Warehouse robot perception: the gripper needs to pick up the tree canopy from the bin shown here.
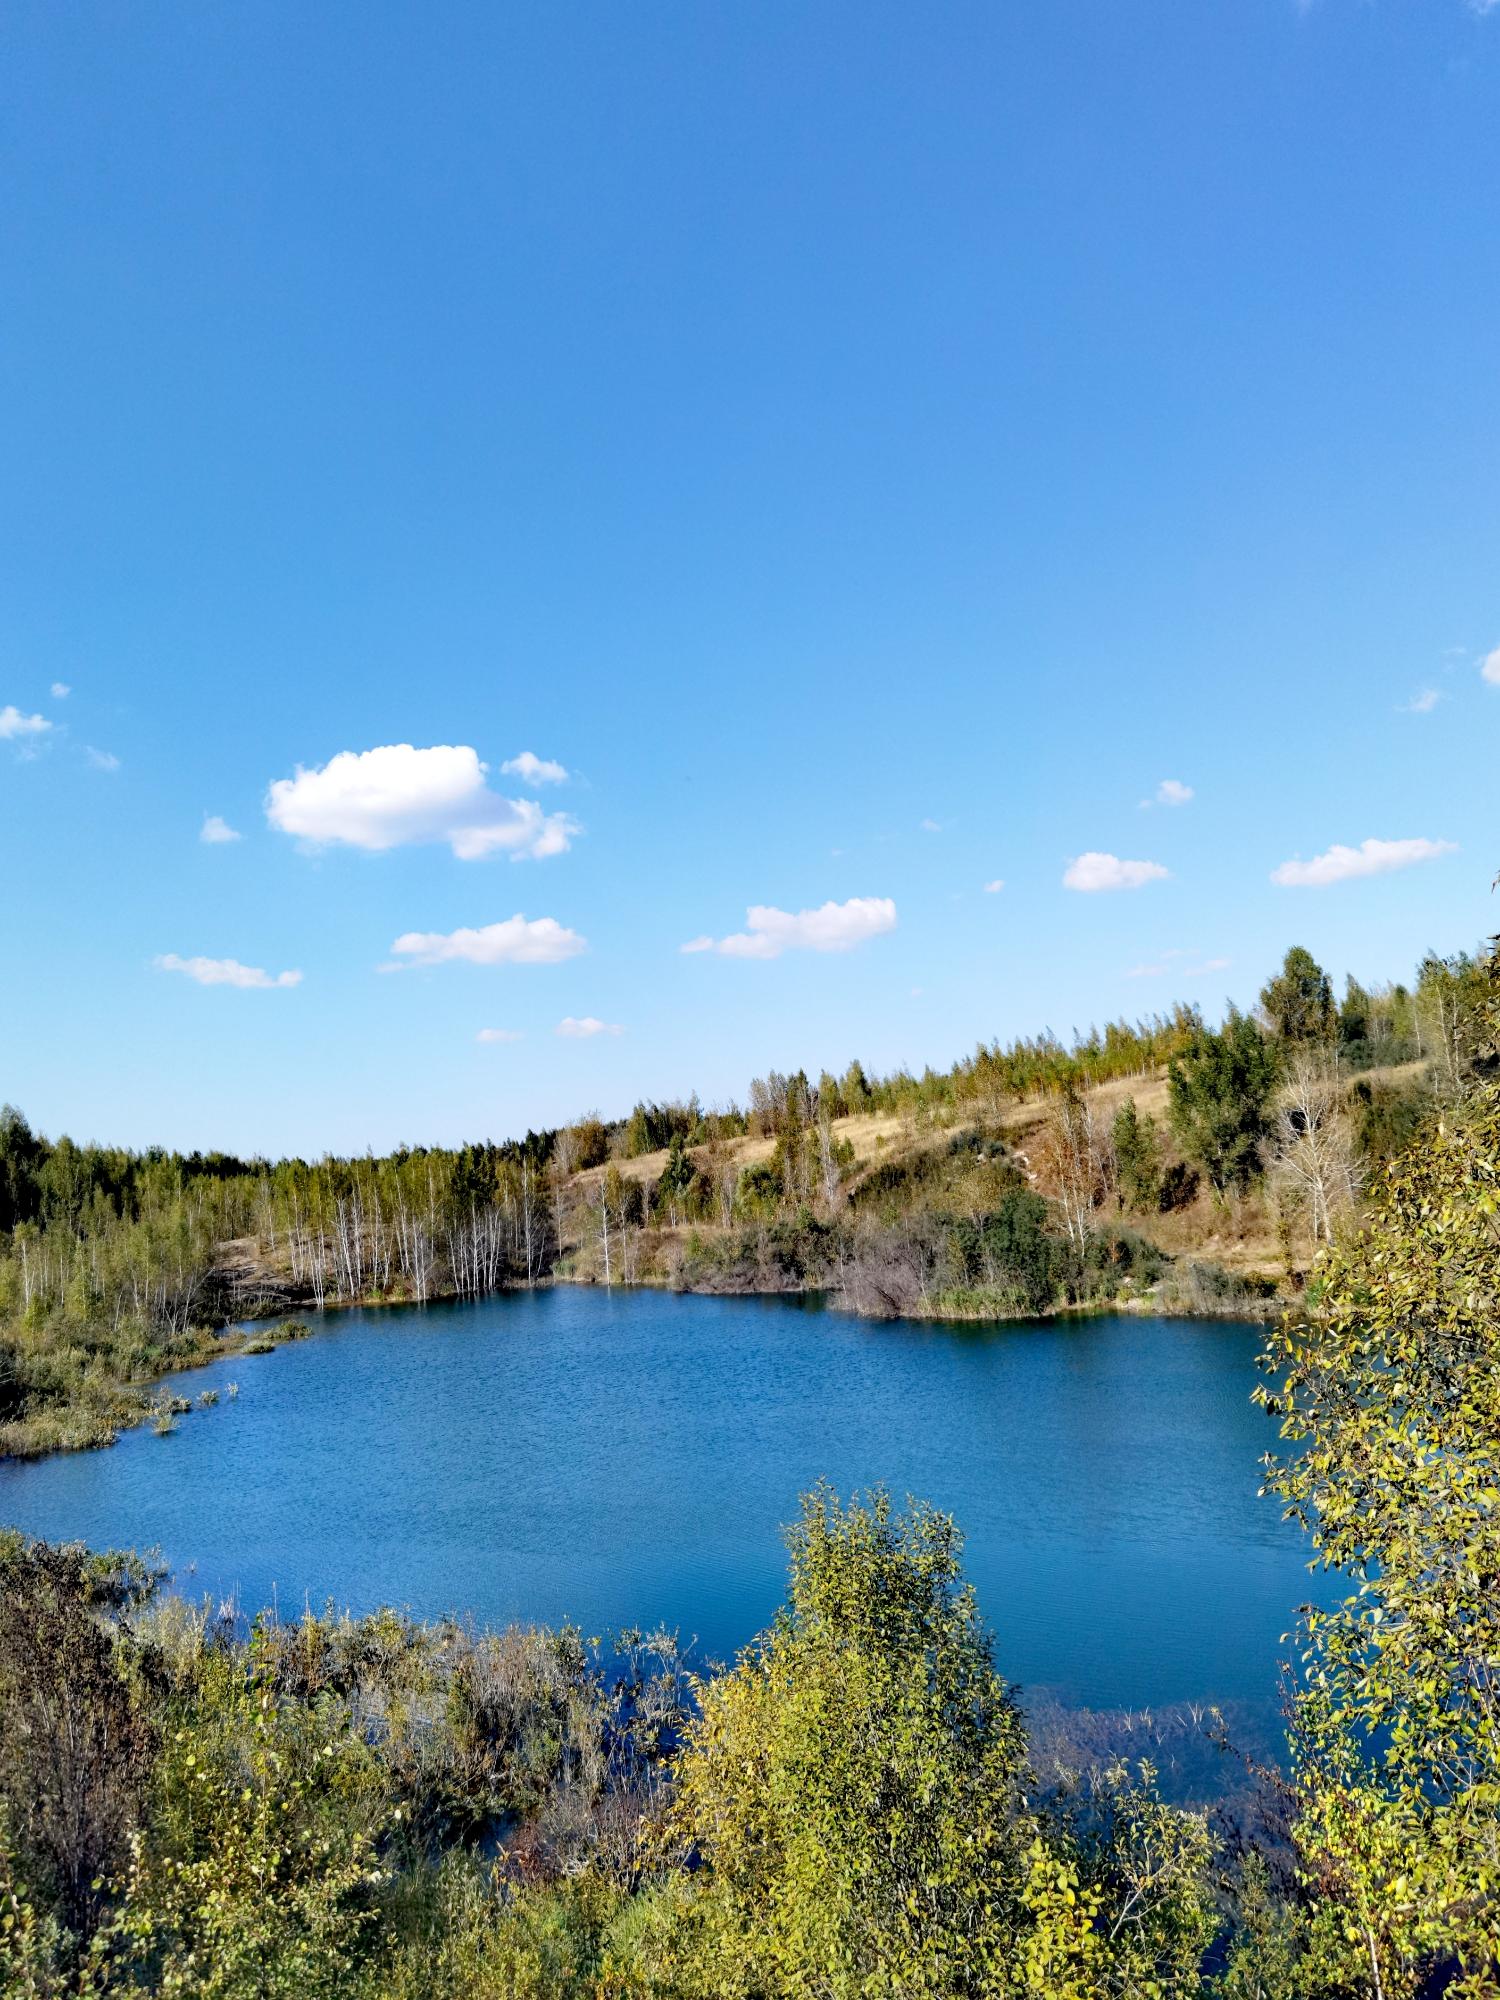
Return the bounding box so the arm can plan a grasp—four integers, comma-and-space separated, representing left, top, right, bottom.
1167, 1012, 1281, 1196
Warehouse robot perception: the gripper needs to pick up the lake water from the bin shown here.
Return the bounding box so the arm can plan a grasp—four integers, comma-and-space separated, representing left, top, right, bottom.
0, 1288, 1318, 1749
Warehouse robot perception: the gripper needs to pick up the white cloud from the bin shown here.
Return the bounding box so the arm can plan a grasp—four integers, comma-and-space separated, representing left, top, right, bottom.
1128, 950, 1228, 979
501, 751, 569, 787
688, 896, 898, 960
156, 953, 302, 990
983, 879, 1005, 895
1271, 836, 1457, 888
0, 705, 51, 739
266, 743, 577, 861
476, 1027, 524, 1043
1154, 779, 1194, 807
1063, 852, 1169, 893
50, 682, 70, 699
1481, 647, 1500, 686
86, 747, 121, 771
1401, 688, 1443, 714
557, 1016, 622, 1038
384, 914, 587, 969
201, 814, 242, 844
920, 817, 942, 833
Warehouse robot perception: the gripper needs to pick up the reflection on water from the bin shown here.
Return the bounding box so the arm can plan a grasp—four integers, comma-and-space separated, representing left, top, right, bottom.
0, 1288, 1320, 1742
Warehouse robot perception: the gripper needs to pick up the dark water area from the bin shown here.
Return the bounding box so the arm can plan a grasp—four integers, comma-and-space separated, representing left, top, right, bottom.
0, 1288, 1323, 1781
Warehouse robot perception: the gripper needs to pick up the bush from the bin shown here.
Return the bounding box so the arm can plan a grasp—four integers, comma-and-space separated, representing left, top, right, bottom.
0, 1537, 156, 1933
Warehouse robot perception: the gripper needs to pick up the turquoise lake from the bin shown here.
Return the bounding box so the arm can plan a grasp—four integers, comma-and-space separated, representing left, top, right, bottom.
0, 1289, 1318, 1748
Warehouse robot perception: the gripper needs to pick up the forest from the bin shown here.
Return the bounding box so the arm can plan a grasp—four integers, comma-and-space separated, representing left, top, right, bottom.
1, 939, 1494, 1459
3, 1049, 1499, 1993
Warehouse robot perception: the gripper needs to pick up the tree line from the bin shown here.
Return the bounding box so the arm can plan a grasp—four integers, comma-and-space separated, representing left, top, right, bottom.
3, 937, 1495, 1457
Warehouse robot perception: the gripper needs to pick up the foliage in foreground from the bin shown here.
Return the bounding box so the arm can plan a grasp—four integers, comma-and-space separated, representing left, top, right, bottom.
0, 1491, 1217, 2000
1258, 1076, 1500, 1996
4, 1369, 1492, 2000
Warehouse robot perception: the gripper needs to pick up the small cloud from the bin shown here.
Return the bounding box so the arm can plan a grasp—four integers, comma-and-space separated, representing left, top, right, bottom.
688, 896, 898, 960
919, 818, 942, 833
1154, 779, 1194, 807
384, 913, 587, 970
50, 682, 70, 699
679, 936, 715, 954
267, 743, 577, 861
501, 750, 569, 787
86, 747, 121, 771
1064, 852, 1169, 893
156, 953, 302, 990
556, 1016, 622, 1038
1400, 688, 1443, 714
1271, 836, 1457, 888
200, 814, 242, 844
0, 705, 52, 740
476, 1027, 524, 1043
1481, 646, 1500, 686
1128, 950, 1228, 979
982, 879, 1005, 895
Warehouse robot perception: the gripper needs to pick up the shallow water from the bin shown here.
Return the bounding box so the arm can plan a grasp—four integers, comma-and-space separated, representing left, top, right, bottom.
0, 1289, 1317, 1742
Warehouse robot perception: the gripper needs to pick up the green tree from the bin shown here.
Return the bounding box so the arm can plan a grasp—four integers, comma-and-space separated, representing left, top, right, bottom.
1110, 1099, 1163, 1213
1259, 1080, 1500, 1996
0, 1105, 42, 1233
840, 1060, 873, 1116
112, 1641, 388, 1998
653, 1488, 1211, 1998
1167, 1011, 1279, 1198
816, 1069, 847, 1122
652, 1137, 695, 1226
1260, 947, 1335, 1045
1337, 974, 1371, 1053
657, 1488, 1053, 1995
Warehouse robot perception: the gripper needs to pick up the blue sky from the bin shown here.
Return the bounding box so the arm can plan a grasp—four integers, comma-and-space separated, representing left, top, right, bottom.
2, 0, 1497, 1157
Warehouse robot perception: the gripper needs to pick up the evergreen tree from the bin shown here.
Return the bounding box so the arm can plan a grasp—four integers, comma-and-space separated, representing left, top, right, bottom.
1337, 974, 1371, 1051
816, 1069, 846, 1121
1110, 1098, 1163, 1212
1260, 946, 1335, 1044
840, 1060, 873, 1115
1167, 1010, 1280, 1196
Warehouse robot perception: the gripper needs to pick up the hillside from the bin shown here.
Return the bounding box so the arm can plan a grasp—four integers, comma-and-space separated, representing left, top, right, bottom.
0, 931, 1481, 1458
557, 1055, 1436, 1313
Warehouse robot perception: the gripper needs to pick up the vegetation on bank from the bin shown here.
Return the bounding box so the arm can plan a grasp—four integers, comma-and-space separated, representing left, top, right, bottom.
6, 1042, 1500, 1998
1, 940, 1492, 1457
0, 1492, 1403, 1997
2, 968, 1497, 1992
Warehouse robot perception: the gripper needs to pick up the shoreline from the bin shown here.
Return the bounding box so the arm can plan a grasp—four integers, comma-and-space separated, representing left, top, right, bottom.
2, 1271, 1283, 1466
